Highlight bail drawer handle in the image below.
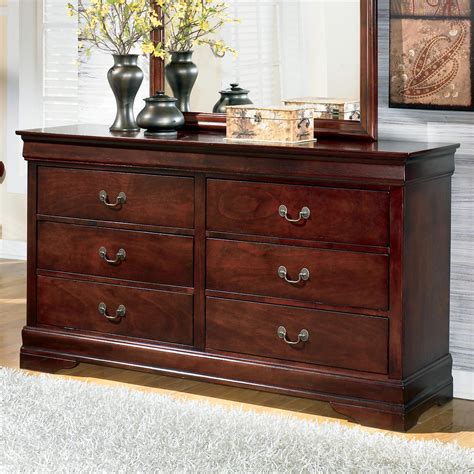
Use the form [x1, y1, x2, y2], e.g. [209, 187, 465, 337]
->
[278, 265, 310, 284]
[277, 326, 309, 345]
[99, 190, 127, 208]
[98, 302, 126, 322]
[99, 246, 126, 264]
[279, 204, 310, 223]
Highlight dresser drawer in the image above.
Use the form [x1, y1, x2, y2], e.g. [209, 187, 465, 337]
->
[38, 167, 194, 229]
[38, 222, 193, 287]
[207, 180, 389, 246]
[37, 276, 193, 345]
[206, 298, 388, 374]
[207, 239, 388, 311]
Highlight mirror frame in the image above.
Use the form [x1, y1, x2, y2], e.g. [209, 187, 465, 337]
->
[150, 0, 377, 141]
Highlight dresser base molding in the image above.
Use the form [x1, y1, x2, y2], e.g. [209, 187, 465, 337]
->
[20, 327, 452, 431]
[330, 381, 453, 432]
[20, 351, 79, 373]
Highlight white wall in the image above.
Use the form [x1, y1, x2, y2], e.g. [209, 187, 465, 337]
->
[0, 0, 148, 256]
[0, 0, 41, 253]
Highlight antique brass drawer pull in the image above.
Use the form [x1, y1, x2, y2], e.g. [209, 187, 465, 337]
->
[99, 190, 127, 208]
[278, 265, 310, 284]
[99, 246, 126, 264]
[98, 302, 126, 322]
[277, 326, 309, 345]
[278, 204, 310, 223]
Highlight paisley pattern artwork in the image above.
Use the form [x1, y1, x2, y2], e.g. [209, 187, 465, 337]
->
[390, 0, 473, 110]
[391, 0, 471, 17]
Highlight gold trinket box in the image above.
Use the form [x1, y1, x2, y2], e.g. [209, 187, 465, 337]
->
[283, 97, 360, 121]
[226, 105, 315, 143]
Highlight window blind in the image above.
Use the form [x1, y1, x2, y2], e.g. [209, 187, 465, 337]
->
[42, 0, 149, 128]
[221, 0, 281, 106]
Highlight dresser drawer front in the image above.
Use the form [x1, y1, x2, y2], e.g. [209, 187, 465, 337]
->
[38, 167, 194, 229]
[37, 276, 193, 345]
[38, 222, 193, 287]
[206, 298, 388, 373]
[207, 239, 388, 311]
[207, 180, 389, 246]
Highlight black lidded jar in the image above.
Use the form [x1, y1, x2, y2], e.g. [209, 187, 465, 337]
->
[212, 83, 253, 113]
[136, 91, 185, 138]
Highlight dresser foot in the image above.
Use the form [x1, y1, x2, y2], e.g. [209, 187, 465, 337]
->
[435, 383, 453, 406]
[20, 350, 79, 374]
[330, 381, 454, 433]
[330, 402, 410, 432]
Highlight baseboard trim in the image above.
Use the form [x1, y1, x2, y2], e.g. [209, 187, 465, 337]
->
[453, 369, 474, 400]
[0, 239, 27, 260]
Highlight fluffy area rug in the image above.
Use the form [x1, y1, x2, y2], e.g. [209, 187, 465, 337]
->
[1, 368, 473, 473]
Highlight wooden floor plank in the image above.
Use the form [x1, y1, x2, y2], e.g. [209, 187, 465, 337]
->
[1, 259, 472, 448]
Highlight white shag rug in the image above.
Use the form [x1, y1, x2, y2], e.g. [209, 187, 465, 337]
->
[1, 368, 473, 473]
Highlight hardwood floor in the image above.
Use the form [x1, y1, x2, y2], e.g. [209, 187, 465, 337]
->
[1, 259, 473, 448]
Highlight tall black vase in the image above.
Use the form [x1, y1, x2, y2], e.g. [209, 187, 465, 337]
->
[108, 54, 143, 132]
[165, 51, 198, 112]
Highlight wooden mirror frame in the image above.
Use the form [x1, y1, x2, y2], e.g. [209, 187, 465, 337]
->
[150, 0, 378, 141]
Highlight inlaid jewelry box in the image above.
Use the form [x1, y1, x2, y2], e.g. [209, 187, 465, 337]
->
[283, 97, 361, 121]
[226, 105, 315, 143]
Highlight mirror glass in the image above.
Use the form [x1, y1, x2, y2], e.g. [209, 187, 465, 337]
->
[169, 0, 361, 121]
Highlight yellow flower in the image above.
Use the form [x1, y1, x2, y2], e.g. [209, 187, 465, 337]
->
[68, 0, 237, 58]
[150, 16, 161, 28]
[141, 41, 155, 55]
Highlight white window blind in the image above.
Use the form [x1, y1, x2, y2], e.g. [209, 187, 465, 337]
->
[42, 0, 149, 128]
[220, 0, 314, 106]
[221, 0, 281, 106]
[43, 0, 79, 127]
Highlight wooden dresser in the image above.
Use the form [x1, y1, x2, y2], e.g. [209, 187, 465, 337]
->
[17, 125, 459, 431]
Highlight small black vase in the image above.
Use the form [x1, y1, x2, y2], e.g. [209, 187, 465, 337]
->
[108, 54, 144, 132]
[213, 83, 253, 113]
[165, 51, 198, 112]
[137, 91, 185, 138]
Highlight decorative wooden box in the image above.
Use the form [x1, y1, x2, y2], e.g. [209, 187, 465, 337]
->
[283, 97, 360, 121]
[226, 105, 314, 143]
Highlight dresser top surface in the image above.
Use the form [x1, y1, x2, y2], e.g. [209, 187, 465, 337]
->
[17, 124, 460, 160]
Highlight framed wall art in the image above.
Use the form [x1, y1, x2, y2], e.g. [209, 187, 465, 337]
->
[390, 0, 474, 111]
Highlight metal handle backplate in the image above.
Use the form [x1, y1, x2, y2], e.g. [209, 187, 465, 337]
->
[277, 326, 309, 345]
[99, 246, 126, 264]
[279, 205, 310, 223]
[99, 190, 127, 208]
[278, 266, 310, 284]
[98, 302, 126, 322]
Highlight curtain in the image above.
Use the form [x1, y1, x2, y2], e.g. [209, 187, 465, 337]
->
[276, 0, 322, 101]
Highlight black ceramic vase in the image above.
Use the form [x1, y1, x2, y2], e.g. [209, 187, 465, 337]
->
[108, 54, 144, 132]
[165, 51, 198, 112]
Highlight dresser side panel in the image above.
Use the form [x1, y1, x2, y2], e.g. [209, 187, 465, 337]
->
[403, 176, 452, 377]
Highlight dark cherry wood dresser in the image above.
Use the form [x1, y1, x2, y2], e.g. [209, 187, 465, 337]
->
[17, 125, 459, 431]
